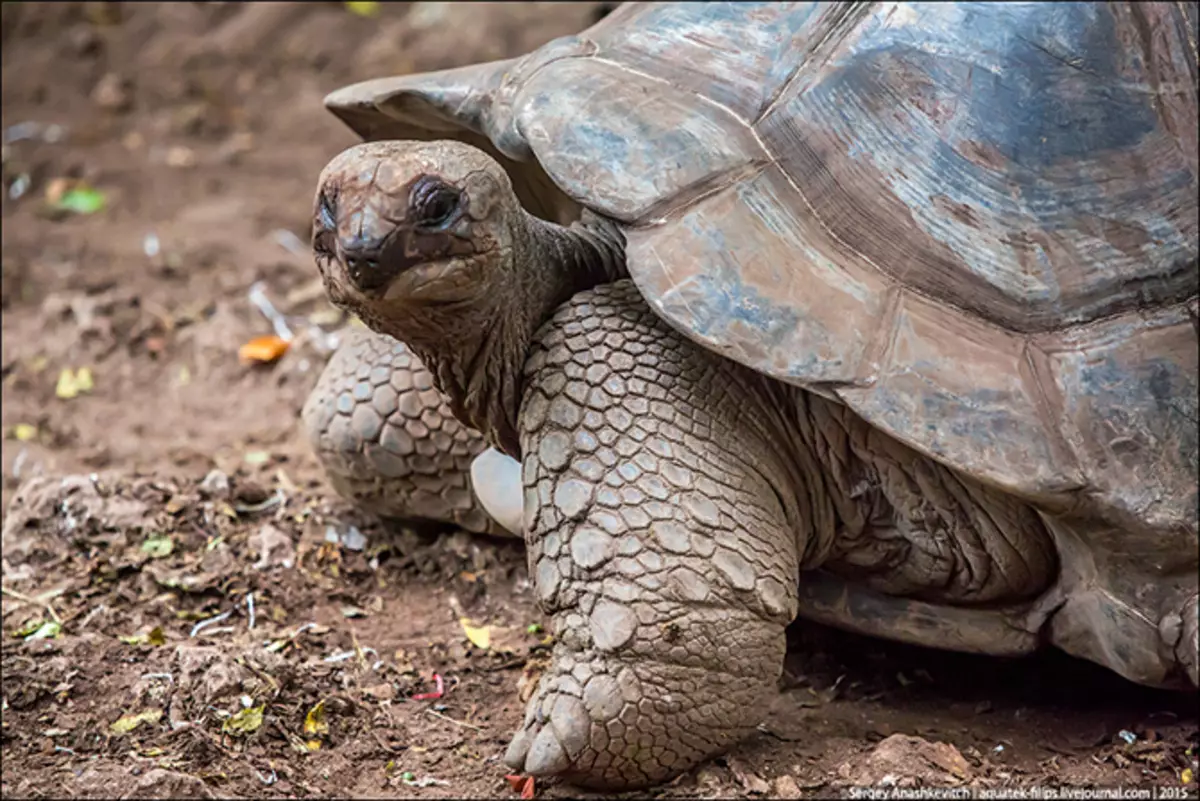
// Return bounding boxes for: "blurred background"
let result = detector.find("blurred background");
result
[0,1,607,507]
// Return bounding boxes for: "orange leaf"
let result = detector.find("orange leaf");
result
[238,334,290,364]
[504,775,534,798]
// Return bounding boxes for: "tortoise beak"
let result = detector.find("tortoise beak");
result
[339,228,449,296]
[338,224,481,298]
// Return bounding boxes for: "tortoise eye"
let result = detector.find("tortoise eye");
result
[312,191,338,256]
[317,191,337,230]
[410,177,461,227]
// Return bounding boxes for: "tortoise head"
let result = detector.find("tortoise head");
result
[312,140,520,322]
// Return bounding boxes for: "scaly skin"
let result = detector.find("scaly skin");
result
[302,327,501,536]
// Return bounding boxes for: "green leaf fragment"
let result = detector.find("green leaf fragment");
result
[55,187,107,214]
[119,626,166,647]
[25,620,62,641]
[141,536,174,558]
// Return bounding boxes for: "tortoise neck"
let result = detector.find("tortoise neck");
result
[409,211,626,458]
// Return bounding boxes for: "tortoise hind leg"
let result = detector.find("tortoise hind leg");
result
[302,328,505,537]
[1164,591,1199,688]
[1038,516,1199,690]
[794,571,1041,656]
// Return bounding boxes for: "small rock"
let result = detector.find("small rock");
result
[839,734,972,788]
[251,523,295,570]
[68,25,102,57]
[171,103,208,136]
[216,131,255,163]
[198,470,230,499]
[772,775,804,799]
[233,480,269,505]
[728,758,770,795]
[120,768,216,799]
[165,146,196,169]
[361,683,395,702]
[92,72,132,112]
[341,525,367,552]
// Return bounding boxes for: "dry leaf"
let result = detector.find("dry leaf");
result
[504,774,536,798]
[238,334,290,364]
[304,700,328,746]
[55,367,95,399]
[10,423,38,441]
[110,708,163,735]
[243,450,271,465]
[222,704,264,736]
[459,617,491,649]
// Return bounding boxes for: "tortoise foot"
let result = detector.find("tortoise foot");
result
[502,637,771,789]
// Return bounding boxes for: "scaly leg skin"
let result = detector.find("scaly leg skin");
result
[302,327,506,536]
[504,281,803,789]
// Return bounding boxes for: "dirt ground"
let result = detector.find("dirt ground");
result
[1,3,1197,799]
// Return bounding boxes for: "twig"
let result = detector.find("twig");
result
[190,609,233,637]
[1,585,62,623]
[234,490,284,515]
[245,592,256,630]
[253,766,278,786]
[426,708,483,731]
[140,672,174,684]
[77,603,107,630]
[248,282,294,341]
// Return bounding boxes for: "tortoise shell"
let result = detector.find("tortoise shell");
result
[325,2,1199,541]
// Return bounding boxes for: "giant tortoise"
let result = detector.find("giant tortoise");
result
[300,1,1199,789]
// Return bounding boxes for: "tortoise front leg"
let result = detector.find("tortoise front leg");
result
[503,281,803,789]
[302,328,506,536]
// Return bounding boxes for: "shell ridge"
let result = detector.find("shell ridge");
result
[754,0,883,125]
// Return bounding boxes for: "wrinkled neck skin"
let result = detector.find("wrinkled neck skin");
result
[391,211,626,458]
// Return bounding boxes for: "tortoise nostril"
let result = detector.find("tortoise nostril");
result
[347,257,376,270]
[344,253,393,292]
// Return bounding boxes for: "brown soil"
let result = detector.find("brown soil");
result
[1,3,1197,799]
